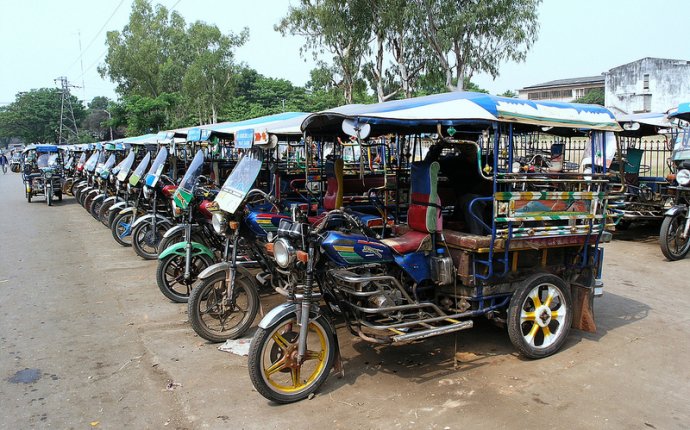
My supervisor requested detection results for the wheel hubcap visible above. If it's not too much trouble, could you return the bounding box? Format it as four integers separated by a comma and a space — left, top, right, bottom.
519, 283, 566, 349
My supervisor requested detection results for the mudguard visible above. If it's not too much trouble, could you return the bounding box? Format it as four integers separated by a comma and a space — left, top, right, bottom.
92, 193, 106, 204
258, 302, 322, 329
110, 201, 128, 213
131, 213, 173, 229
162, 224, 186, 239
118, 206, 137, 216
158, 241, 214, 260
86, 189, 100, 198
103, 195, 123, 205
197, 263, 257, 289
664, 205, 688, 217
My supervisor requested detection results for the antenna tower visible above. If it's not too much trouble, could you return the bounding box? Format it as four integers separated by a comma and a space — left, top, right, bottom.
55, 76, 80, 144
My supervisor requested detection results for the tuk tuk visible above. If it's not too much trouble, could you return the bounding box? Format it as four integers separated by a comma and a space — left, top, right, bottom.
22, 144, 65, 205
659, 102, 690, 260
246, 91, 620, 403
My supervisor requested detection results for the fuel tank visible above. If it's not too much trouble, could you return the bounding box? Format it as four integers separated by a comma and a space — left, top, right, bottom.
245, 212, 291, 238
321, 231, 394, 266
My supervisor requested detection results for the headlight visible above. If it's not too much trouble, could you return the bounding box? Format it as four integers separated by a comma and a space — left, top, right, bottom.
143, 186, 152, 199
212, 212, 227, 235
677, 169, 690, 186
45, 172, 52, 179
273, 237, 295, 268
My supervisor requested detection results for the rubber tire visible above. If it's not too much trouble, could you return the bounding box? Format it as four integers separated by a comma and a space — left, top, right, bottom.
27, 193, 31, 203
248, 313, 336, 403
47, 186, 52, 206
90, 197, 104, 220
660, 213, 690, 261
616, 219, 631, 231
132, 221, 169, 260
155, 253, 214, 303
507, 273, 572, 359
108, 206, 127, 231
57, 191, 62, 202
84, 192, 96, 213
99, 200, 116, 227
188, 269, 259, 342
78, 189, 88, 207
111, 212, 135, 247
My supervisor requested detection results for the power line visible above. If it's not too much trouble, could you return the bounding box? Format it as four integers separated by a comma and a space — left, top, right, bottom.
65, 0, 127, 73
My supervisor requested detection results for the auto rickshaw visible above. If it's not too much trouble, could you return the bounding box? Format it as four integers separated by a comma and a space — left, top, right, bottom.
22, 144, 65, 206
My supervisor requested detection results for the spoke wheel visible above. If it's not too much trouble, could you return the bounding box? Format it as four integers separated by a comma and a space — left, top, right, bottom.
99, 200, 116, 227
248, 314, 335, 403
132, 222, 169, 260
188, 269, 259, 342
90, 197, 104, 220
111, 212, 134, 247
508, 273, 572, 359
156, 253, 214, 303
660, 213, 690, 261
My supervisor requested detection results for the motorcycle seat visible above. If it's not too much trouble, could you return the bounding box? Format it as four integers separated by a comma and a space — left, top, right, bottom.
380, 231, 432, 254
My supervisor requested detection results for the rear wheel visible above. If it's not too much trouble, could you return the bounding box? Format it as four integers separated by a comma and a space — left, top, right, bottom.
111, 212, 135, 247
507, 273, 572, 359
188, 270, 259, 342
132, 221, 169, 260
660, 213, 690, 261
155, 252, 214, 303
248, 313, 335, 403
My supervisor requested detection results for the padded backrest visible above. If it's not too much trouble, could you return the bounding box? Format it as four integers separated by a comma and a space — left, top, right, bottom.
323, 158, 344, 210
624, 148, 644, 174
408, 161, 442, 233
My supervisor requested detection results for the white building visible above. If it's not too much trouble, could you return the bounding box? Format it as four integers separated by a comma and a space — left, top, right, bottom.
604, 57, 690, 114
517, 76, 604, 102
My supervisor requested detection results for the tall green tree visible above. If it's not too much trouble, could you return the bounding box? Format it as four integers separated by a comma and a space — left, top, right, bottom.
182, 22, 248, 124
412, 0, 541, 91
0, 89, 85, 144
276, 0, 373, 104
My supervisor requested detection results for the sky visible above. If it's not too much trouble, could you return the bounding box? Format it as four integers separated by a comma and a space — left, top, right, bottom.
1, 0, 689, 106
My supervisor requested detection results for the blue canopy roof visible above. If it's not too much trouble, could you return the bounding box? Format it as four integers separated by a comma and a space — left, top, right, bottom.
669, 102, 690, 122
22, 144, 60, 153
302, 91, 621, 134
200, 112, 309, 137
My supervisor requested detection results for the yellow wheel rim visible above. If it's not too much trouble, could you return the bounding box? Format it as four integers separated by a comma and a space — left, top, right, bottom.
261, 319, 328, 394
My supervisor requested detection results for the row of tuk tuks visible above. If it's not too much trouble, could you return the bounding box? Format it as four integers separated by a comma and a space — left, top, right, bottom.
18, 92, 690, 403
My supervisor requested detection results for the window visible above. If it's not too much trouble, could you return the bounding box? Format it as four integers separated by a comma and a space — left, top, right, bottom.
643, 94, 652, 112
643, 74, 650, 90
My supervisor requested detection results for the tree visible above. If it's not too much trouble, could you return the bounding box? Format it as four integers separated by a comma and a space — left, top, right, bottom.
500, 89, 517, 98
412, 0, 540, 91
276, 0, 373, 104
99, 0, 188, 98
0, 89, 85, 144
573, 88, 604, 106
182, 22, 248, 124
82, 96, 114, 141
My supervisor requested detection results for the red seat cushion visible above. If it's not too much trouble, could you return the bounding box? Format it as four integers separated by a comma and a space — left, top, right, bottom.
380, 230, 431, 254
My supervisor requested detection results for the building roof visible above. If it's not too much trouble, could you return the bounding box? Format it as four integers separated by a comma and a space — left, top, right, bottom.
607, 57, 690, 72
520, 75, 604, 91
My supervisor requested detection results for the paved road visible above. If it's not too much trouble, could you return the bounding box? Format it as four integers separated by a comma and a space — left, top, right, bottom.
1, 171, 689, 429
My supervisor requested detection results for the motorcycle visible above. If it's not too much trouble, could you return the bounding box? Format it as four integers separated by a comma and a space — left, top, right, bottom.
110, 151, 152, 246
92, 150, 136, 223
659, 105, 690, 260
156, 149, 219, 302
130, 146, 177, 259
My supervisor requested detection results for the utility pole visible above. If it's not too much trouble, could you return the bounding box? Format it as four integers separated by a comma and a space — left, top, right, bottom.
54, 76, 80, 144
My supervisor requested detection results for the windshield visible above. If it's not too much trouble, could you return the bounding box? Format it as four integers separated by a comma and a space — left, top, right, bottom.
129, 152, 151, 186
99, 154, 117, 178
215, 149, 263, 214
173, 150, 205, 210
116, 151, 136, 182
672, 129, 690, 161
144, 146, 168, 187
85, 152, 100, 172
76, 153, 86, 168
37, 153, 59, 168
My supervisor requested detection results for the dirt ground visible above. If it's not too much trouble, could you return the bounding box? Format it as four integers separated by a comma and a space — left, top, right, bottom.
1, 172, 689, 430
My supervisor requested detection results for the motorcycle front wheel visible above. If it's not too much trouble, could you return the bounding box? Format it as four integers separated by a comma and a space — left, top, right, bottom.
132, 222, 169, 260
188, 269, 259, 342
90, 197, 104, 220
99, 200, 116, 227
155, 253, 214, 303
248, 313, 335, 403
660, 213, 690, 261
111, 212, 135, 246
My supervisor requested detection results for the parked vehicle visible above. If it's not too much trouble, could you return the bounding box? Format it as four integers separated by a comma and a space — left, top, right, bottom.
247, 91, 619, 402
92, 149, 135, 223
22, 145, 65, 206
659, 103, 690, 260
10, 153, 22, 173
110, 151, 152, 246
156, 149, 218, 302
130, 146, 177, 259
